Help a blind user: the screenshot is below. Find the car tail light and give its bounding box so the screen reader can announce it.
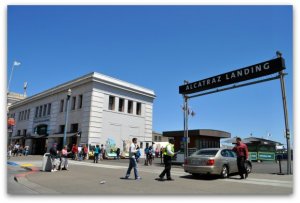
[184,158,188,165]
[206,159,215,166]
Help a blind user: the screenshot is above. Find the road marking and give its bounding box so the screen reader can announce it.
[68,160,190,176]
[21,164,33,167]
[222,178,292,188]
[69,160,127,169]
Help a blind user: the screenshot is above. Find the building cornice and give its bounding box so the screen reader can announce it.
[8,72,156,110]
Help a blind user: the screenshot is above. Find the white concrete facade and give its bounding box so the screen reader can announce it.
[8,72,155,155]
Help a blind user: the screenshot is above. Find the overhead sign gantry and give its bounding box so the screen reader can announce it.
[179,52,291,175]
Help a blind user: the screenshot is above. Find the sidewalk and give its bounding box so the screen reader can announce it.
[7,155,293,195]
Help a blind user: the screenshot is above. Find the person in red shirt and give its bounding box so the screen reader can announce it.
[232,137,249,179]
[71,144,78,160]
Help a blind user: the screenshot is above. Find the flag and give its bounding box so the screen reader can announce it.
[13,61,21,66]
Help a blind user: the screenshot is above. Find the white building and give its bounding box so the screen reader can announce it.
[8,72,156,155]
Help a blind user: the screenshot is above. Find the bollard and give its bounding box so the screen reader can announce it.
[277,155,284,175]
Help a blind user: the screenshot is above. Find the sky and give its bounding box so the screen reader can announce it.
[7,5,293,146]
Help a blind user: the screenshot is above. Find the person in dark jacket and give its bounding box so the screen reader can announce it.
[49,143,59,172]
[232,137,249,179]
[116,148,120,160]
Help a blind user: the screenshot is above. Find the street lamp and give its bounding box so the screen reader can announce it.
[63,88,72,148]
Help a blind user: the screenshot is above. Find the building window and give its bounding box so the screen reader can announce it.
[27,109,30,120]
[35,107,39,118]
[59,125,65,133]
[39,106,43,117]
[24,110,27,120]
[43,104,47,116]
[70,123,79,133]
[140,142,143,149]
[108,96,115,110]
[71,96,76,110]
[154,136,158,141]
[47,103,51,115]
[20,111,24,120]
[23,129,27,136]
[127,100,133,114]
[158,136,161,141]
[60,100,64,112]
[78,94,83,109]
[18,112,21,121]
[118,98,124,112]
[17,130,21,136]
[136,102,142,115]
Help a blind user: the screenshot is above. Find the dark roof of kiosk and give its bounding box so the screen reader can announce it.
[162,129,231,138]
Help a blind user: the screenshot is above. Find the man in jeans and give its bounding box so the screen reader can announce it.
[124,138,141,180]
[232,137,249,179]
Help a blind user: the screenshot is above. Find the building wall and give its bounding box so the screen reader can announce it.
[8,73,155,155]
[90,82,154,152]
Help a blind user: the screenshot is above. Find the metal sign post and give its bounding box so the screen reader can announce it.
[183,95,189,160]
[277,52,292,174]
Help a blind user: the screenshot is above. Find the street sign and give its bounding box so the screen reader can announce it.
[179,57,285,94]
[249,152,257,161]
[181,137,190,143]
[258,152,275,161]
[7,118,15,126]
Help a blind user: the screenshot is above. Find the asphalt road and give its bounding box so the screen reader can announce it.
[6,155,293,195]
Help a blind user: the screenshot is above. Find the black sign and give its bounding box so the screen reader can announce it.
[179,57,285,94]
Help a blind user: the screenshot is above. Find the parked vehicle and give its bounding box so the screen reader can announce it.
[183,148,252,178]
[172,149,185,164]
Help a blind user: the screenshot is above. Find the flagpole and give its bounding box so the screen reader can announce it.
[7,62,15,93]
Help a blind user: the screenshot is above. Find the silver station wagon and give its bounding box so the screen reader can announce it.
[183,148,252,178]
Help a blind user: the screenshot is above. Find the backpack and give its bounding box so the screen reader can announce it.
[136,149,141,158]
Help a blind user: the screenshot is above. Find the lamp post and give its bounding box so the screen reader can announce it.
[63,89,72,148]
[183,80,196,159]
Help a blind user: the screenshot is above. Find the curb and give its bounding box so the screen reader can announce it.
[12,163,60,194]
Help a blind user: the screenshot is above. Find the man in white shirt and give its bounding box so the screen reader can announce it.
[124,138,141,180]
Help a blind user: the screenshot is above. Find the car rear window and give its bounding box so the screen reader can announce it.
[194,150,218,156]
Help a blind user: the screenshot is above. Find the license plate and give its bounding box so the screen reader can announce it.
[190,160,200,165]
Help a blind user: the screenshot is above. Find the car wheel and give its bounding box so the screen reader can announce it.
[220,165,229,179]
[245,162,252,174]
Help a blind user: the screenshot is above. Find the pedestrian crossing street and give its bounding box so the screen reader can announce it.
[67,160,293,189]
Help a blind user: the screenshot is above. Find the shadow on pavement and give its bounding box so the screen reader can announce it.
[179,174,219,181]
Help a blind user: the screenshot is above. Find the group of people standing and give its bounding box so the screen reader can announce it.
[48,143,89,172]
[8,143,30,158]
[92,144,106,163]
[71,144,89,161]
[49,143,70,172]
